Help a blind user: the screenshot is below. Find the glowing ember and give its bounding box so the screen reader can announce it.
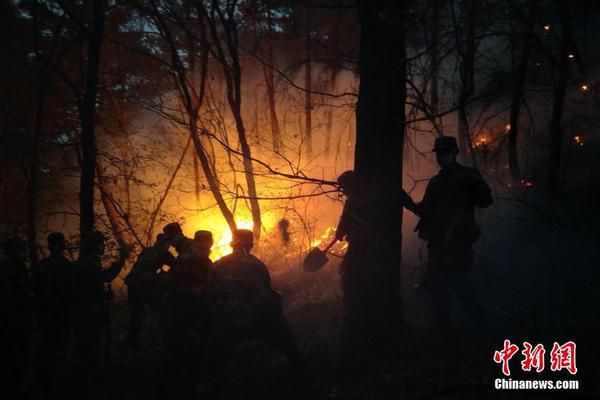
[543,24,551,31]
[520,179,534,187]
[574,135,584,146]
[311,226,337,249]
[473,136,489,149]
[580,84,589,92]
[504,123,511,135]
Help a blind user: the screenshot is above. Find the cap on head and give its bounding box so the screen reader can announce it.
[433,136,459,154]
[194,230,214,248]
[162,222,183,239]
[336,170,355,189]
[47,232,65,250]
[231,229,253,247]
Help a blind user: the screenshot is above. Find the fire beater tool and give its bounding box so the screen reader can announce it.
[303,239,337,272]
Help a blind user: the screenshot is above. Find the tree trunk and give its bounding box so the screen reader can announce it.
[342,0,406,374]
[193,149,201,202]
[79,0,106,238]
[146,136,192,245]
[548,0,570,195]
[304,3,313,155]
[507,0,537,182]
[27,80,48,268]
[27,2,48,268]
[430,0,440,113]
[457,0,476,166]
[209,4,263,241]
[191,122,238,232]
[96,159,129,247]
[323,68,337,156]
[324,7,342,156]
[263,60,282,152]
[230,101,263,241]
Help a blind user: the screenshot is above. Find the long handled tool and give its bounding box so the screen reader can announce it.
[303,239,337,272]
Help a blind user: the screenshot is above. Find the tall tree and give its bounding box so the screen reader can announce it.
[548,0,571,195]
[205,0,262,240]
[456,0,476,166]
[342,0,406,373]
[27,1,63,266]
[257,1,283,152]
[430,0,441,113]
[145,0,238,232]
[304,2,313,155]
[78,0,107,238]
[507,0,538,182]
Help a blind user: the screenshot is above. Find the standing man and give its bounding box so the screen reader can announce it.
[400,136,493,332]
[0,237,31,396]
[32,232,73,397]
[162,230,213,365]
[70,231,130,392]
[334,170,364,245]
[125,233,174,349]
[207,229,297,397]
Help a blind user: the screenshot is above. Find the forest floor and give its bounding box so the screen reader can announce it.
[23,185,600,399]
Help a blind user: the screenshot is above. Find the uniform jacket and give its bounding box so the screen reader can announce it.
[415,162,492,252]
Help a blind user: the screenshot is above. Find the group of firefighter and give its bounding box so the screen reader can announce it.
[1,135,494,398]
[1,223,297,398]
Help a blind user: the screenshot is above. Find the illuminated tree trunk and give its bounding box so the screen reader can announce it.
[304,3,313,155]
[263,60,281,152]
[263,7,282,152]
[193,151,201,202]
[206,2,262,240]
[150,3,238,234]
[324,7,342,156]
[342,0,406,374]
[79,0,106,238]
[230,98,262,240]
[191,122,237,232]
[323,67,337,156]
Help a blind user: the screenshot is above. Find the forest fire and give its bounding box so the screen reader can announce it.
[186,213,276,261]
[311,226,337,248]
[473,136,489,149]
[3,1,600,399]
